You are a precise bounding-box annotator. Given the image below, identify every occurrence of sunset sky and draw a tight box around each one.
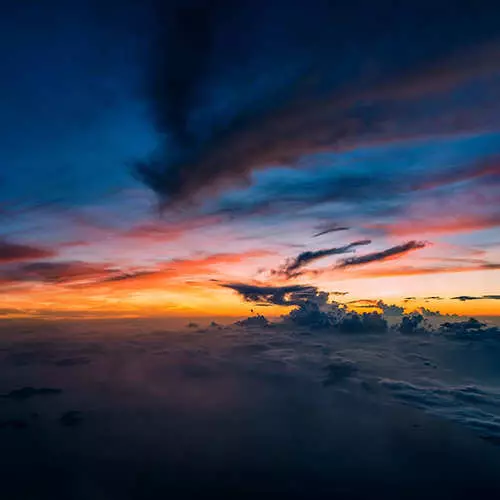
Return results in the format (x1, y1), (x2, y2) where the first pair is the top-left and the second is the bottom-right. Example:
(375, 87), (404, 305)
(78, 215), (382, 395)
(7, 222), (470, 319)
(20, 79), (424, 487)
(1, 0), (499, 320)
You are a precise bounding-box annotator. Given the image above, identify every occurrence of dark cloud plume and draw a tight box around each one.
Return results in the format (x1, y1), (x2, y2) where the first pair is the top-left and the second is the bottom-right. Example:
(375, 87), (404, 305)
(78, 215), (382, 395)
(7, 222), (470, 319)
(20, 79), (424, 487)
(278, 239), (371, 277)
(136, 1), (500, 205)
(338, 241), (427, 268)
(0, 240), (55, 263)
(150, 0), (231, 148)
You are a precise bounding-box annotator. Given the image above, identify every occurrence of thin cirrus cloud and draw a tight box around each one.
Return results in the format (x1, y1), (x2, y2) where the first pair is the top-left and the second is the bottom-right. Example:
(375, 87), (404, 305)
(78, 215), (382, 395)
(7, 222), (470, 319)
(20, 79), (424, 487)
(337, 241), (428, 269)
(451, 295), (500, 301)
(276, 240), (372, 278)
(221, 282), (325, 307)
(313, 224), (350, 237)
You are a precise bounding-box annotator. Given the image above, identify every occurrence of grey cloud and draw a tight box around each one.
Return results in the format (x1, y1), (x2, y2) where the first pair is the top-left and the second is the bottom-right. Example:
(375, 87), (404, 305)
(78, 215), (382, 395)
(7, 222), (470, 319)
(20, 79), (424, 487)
(313, 224), (350, 237)
(136, 1), (500, 205)
(338, 241), (428, 268)
(452, 295), (500, 301)
(278, 239), (371, 277)
(222, 282), (322, 306)
(0, 240), (56, 263)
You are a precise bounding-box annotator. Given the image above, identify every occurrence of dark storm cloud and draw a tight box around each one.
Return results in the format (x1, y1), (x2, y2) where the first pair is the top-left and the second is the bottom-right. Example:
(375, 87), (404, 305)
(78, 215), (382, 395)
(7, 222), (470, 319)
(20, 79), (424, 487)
(136, 0), (500, 204)
(278, 239), (371, 277)
(0, 240), (55, 263)
(338, 241), (428, 268)
(222, 282), (323, 306)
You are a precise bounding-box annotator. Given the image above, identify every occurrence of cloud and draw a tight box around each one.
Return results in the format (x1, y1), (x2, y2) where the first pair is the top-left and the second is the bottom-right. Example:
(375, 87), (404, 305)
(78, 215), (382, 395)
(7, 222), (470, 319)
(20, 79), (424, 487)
(337, 241), (428, 268)
(376, 213), (500, 237)
(322, 359), (358, 386)
(277, 239), (371, 277)
(226, 282), (390, 333)
(136, 1), (500, 204)
(0, 261), (157, 288)
(377, 301), (405, 317)
(339, 263), (500, 279)
(313, 224), (350, 237)
(235, 314), (270, 328)
(222, 282), (323, 306)
(452, 295), (500, 301)
(439, 318), (499, 339)
(399, 313), (425, 333)
(59, 411), (84, 427)
(120, 214), (224, 243)
(1, 387), (62, 400)
(338, 312), (388, 334)
(411, 156), (500, 192)
(14, 261), (115, 284)
(0, 240), (55, 263)
(143, 0), (233, 148)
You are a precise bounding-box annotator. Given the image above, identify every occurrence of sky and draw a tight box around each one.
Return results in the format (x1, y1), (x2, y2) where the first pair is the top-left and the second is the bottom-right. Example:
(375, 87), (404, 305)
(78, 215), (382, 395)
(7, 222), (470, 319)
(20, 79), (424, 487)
(1, 0), (499, 319)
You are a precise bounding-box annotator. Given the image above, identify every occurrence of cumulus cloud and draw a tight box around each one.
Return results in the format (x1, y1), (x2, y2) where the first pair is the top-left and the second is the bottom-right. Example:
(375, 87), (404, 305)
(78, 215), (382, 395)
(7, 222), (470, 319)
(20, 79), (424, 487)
(338, 312), (388, 334)
(452, 295), (500, 301)
(14, 261), (115, 284)
(337, 241), (428, 268)
(440, 318), (500, 339)
(313, 224), (350, 237)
